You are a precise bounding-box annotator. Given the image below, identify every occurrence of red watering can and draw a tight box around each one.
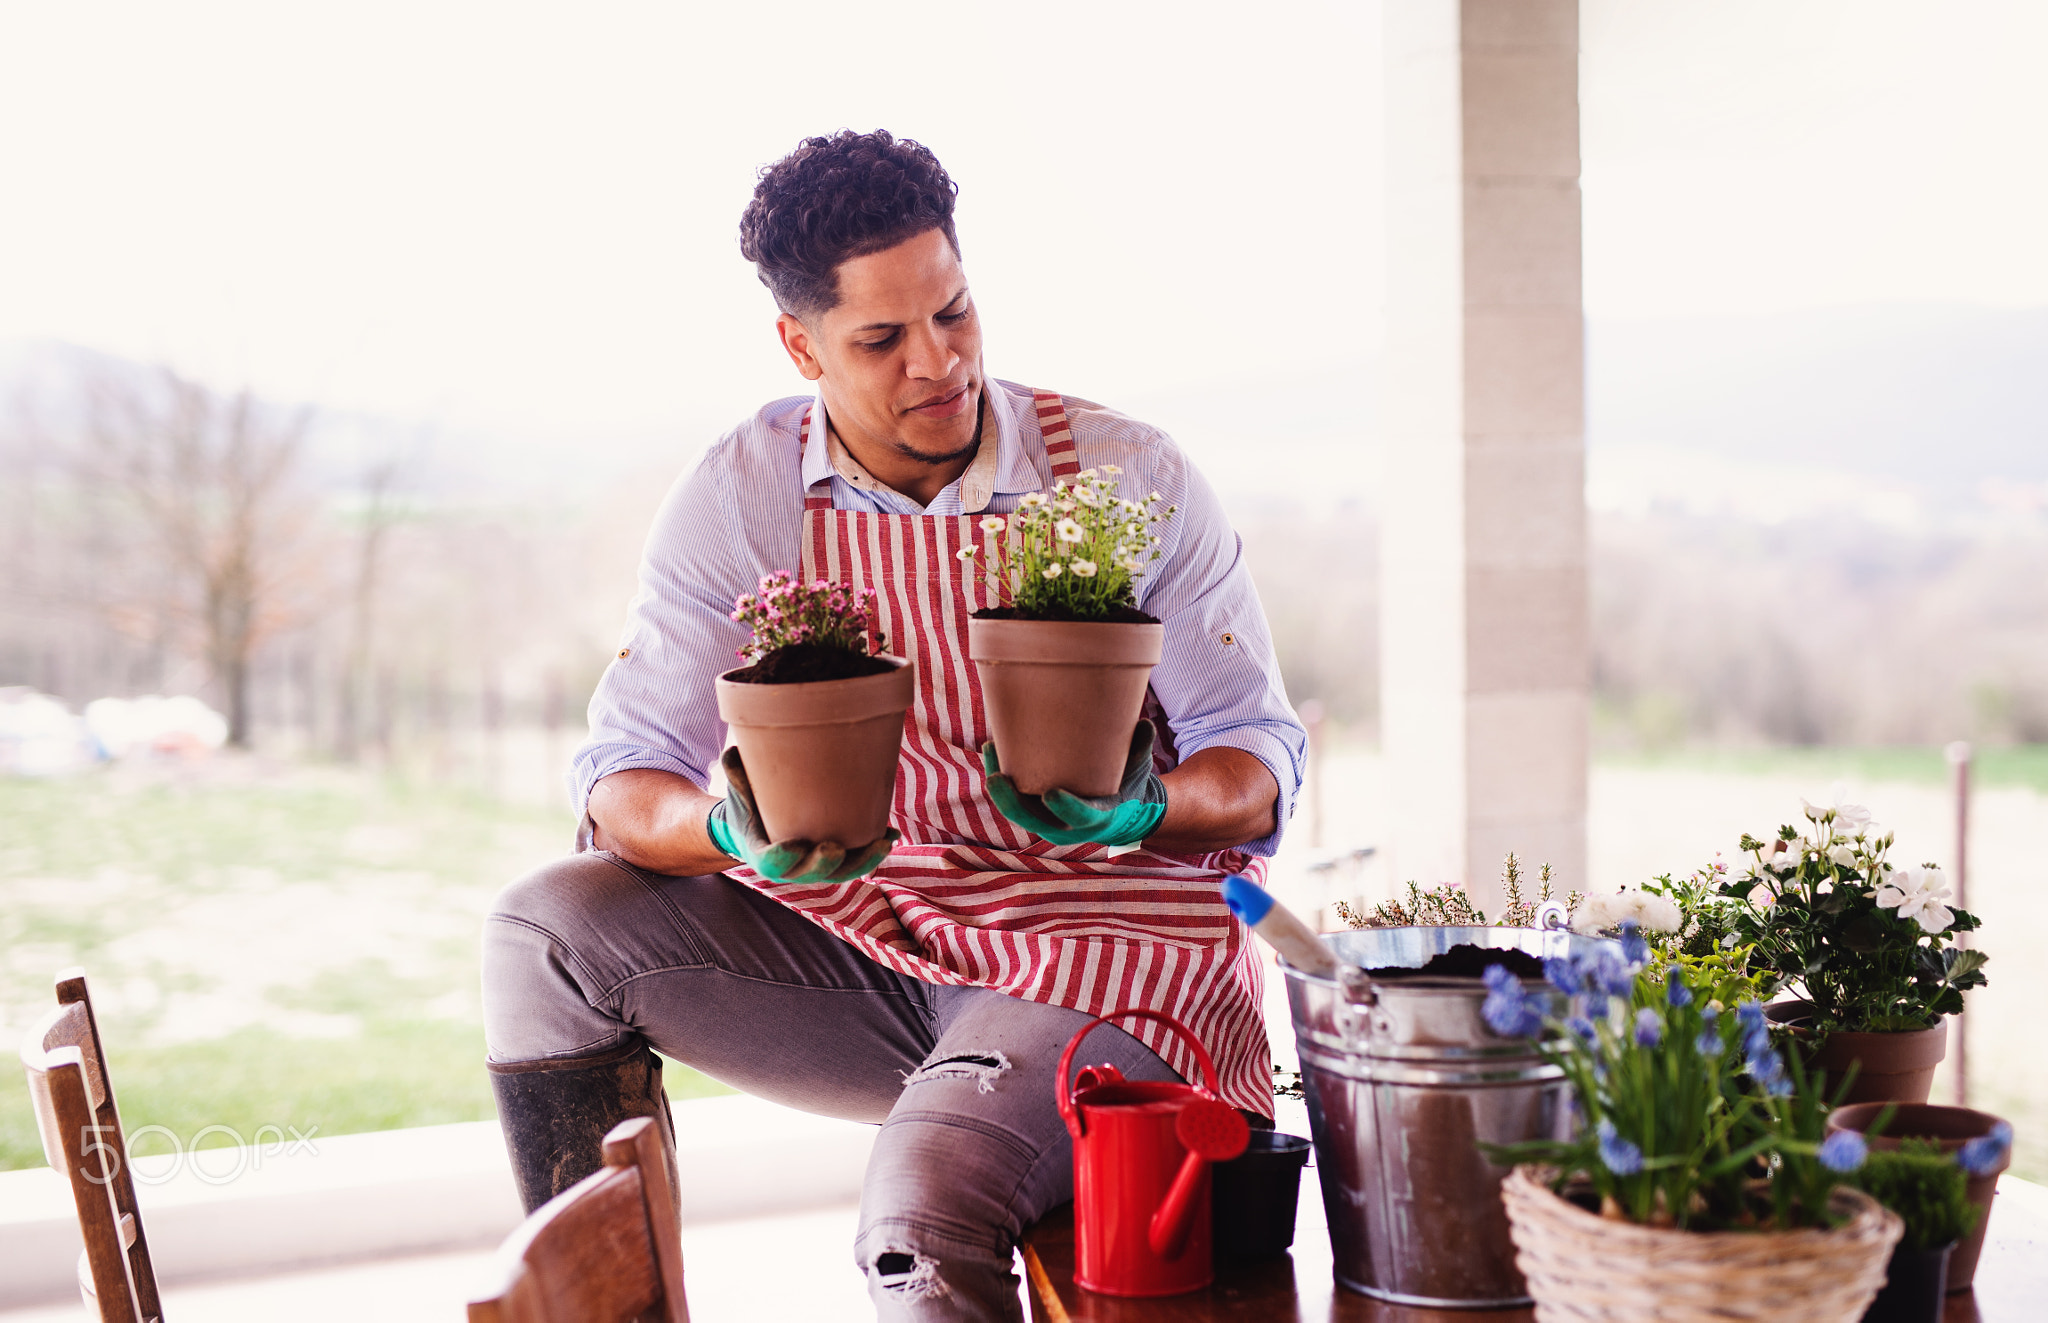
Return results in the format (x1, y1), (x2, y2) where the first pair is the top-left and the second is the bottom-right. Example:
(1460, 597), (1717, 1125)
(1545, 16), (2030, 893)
(1056, 1008), (1251, 1297)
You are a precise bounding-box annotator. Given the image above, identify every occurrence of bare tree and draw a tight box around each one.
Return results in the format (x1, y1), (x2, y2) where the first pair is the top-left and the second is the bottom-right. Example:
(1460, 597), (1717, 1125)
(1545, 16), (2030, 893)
(81, 367), (315, 747)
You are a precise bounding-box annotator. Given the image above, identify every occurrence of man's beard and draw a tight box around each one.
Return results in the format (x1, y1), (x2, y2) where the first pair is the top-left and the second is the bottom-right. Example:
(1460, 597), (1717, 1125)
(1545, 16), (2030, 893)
(889, 388), (983, 466)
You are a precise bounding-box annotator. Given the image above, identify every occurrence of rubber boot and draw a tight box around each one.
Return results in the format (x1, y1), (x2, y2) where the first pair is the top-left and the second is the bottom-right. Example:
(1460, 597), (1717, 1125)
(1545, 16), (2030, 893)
(488, 1039), (677, 1214)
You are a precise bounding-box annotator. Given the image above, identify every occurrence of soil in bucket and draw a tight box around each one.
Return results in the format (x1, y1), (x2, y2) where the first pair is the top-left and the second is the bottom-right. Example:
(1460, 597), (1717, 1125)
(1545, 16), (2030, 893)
(1364, 945), (1546, 980)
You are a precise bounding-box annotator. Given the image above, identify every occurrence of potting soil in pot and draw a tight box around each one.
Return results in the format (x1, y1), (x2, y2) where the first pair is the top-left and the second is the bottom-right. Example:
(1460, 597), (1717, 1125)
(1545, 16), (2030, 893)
(970, 605), (1160, 625)
(726, 642), (898, 684)
(1363, 944), (1546, 980)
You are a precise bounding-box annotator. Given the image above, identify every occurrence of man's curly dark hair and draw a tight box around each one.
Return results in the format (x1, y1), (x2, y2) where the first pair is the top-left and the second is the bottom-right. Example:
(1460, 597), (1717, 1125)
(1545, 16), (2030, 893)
(739, 130), (959, 322)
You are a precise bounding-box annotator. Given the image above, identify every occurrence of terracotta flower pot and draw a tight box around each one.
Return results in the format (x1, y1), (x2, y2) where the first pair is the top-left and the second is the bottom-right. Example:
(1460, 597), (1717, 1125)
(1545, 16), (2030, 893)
(714, 656), (914, 845)
(1765, 1001), (1947, 1105)
(1825, 1102), (2010, 1293)
(967, 618), (1163, 798)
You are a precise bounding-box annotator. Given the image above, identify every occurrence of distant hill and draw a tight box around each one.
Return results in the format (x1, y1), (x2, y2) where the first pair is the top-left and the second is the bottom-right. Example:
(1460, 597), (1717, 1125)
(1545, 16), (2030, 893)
(1587, 304), (2048, 494)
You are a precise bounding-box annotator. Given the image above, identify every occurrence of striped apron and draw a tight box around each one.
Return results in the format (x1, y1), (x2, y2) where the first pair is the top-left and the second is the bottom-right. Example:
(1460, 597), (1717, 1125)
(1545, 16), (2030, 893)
(727, 391), (1273, 1116)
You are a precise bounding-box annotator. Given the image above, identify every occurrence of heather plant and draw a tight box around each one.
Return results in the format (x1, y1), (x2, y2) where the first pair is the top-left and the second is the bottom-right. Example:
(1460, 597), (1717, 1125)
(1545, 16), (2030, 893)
(1481, 929), (1868, 1232)
(729, 572), (882, 662)
(1336, 855), (1580, 930)
(1848, 1141), (1980, 1253)
(1719, 796), (1987, 1031)
(961, 466), (1176, 618)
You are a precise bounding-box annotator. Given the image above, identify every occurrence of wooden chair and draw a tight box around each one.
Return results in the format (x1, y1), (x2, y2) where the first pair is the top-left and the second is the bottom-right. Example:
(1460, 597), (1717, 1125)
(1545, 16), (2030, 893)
(468, 1115), (689, 1323)
(18, 967), (164, 1323)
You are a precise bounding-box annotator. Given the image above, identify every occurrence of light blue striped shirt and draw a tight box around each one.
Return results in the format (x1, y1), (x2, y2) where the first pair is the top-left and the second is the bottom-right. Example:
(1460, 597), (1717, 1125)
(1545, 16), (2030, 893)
(573, 377), (1305, 856)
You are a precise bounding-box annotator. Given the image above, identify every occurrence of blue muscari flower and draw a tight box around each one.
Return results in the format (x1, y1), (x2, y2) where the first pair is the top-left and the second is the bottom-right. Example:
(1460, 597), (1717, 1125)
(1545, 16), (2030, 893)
(1633, 1007), (1664, 1048)
(1597, 1120), (1644, 1176)
(1958, 1122), (2014, 1177)
(1544, 957), (1583, 996)
(1735, 1000), (1772, 1057)
(1481, 964), (1545, 1038)
(1818, 1130), (1868, 1173)
(1566, 1015), (1597, 1046)
(1619, 920), (1649, 967)
(1665, 967), (1692, 1008)
(1694, 1006), (1723, 1057)
(1576, 948), (1636, 999)
(1747, 1044), (1792, 1096)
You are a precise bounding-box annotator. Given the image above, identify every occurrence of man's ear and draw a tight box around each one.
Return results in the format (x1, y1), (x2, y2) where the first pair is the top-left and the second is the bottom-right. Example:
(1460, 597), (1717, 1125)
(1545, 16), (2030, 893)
(776, 313), (824, 382)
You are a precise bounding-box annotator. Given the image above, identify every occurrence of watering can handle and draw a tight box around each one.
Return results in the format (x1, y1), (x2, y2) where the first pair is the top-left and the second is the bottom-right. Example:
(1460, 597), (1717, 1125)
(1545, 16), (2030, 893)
(1055, 1007), (1226, 1142)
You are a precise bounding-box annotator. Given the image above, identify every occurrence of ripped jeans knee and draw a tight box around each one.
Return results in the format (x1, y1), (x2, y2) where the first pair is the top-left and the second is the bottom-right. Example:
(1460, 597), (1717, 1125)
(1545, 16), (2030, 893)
(901, 1046), (1012, 1093)
(873, 1248), (947, 1301)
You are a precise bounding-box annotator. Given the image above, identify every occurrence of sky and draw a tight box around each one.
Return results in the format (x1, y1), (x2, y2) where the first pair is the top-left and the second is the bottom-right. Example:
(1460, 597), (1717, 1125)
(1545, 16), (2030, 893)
(1, 0), (2044, 455)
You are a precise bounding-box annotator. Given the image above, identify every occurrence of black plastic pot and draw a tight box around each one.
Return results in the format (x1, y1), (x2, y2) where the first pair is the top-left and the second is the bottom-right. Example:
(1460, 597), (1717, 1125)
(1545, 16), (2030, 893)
(1210, 1131), (1311, 1260)
(1861, 1240), (1955, 1323)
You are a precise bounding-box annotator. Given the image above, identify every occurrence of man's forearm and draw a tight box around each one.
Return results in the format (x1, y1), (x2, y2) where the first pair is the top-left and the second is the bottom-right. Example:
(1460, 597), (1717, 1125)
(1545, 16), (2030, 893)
(1146, 746), (1279, 854)
(587, 767), (736, 876)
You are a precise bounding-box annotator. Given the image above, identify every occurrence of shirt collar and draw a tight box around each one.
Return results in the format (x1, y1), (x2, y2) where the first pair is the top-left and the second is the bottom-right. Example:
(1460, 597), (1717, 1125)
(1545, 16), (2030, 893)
(801, 382), (1045, 513)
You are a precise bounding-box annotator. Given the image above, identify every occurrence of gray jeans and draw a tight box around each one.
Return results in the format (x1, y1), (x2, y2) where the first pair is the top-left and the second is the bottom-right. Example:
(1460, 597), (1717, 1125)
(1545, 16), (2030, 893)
(481, 852), (1180, 1322)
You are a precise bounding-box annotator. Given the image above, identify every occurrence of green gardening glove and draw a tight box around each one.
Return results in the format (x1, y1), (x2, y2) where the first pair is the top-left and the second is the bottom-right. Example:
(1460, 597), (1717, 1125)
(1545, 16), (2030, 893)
(981, 720), (1168, 847)
(706, 746), (897, 883)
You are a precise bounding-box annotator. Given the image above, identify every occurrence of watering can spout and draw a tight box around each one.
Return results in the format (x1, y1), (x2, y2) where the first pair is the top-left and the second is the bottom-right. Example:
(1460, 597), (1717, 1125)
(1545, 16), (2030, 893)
(1146, 1099), (1251, 1259)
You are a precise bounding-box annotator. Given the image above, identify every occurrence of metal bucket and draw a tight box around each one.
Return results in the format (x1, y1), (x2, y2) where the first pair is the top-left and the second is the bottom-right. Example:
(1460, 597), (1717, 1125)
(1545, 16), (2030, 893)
(1283, 925), (1611, 1308)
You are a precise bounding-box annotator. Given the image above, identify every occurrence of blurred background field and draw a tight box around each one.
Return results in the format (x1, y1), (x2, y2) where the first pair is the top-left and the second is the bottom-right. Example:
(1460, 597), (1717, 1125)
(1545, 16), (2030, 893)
(0, 763), (730, 1173)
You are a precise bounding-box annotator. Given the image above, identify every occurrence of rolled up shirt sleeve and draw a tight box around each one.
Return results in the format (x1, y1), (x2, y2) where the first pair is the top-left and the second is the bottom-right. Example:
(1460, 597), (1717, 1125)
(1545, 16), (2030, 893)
(1126, 433), (1307, 858)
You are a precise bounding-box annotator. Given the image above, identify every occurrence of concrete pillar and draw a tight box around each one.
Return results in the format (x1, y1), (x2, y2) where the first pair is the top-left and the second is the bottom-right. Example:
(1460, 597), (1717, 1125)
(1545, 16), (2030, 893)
(1379, 0), (1587, 910)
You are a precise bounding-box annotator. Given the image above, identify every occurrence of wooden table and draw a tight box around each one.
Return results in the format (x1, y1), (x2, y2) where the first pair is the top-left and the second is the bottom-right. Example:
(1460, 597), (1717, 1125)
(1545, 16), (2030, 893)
(1023, 1167), (2048, 1322)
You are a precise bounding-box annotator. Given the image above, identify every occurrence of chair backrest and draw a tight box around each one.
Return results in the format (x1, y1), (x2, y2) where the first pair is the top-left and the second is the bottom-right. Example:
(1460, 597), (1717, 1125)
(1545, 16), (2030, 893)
(468, 1115), (688, 1323)
(18, 968), (162, 1323)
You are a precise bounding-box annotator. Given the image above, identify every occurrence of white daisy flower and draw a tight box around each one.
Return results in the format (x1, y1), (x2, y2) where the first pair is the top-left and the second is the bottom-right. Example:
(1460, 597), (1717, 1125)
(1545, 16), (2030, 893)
(1042, 563), (1063, 579)
(980, 516), (1006, 533)
(955, 546), (979, 562)
(1056, 518), (1085, 543)
(1070, 559), (1097, 577)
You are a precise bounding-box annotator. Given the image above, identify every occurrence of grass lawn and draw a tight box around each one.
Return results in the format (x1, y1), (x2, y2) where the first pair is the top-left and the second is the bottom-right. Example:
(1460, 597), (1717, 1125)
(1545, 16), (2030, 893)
(0, 761), (731, 1172)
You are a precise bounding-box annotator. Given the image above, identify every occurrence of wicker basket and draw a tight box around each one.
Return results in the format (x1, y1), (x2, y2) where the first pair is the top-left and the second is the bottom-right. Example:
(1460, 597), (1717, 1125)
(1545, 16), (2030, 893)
(1500, 1165), (1901, 1322)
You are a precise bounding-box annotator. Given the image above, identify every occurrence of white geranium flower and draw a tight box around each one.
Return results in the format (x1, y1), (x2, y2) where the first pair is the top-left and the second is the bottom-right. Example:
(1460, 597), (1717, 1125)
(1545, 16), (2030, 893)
(1070, 559), (1098, 578)
(1571, 888), (1681, 937)
(1874, 866), (1955, 933)
(1041, 563), (1063, 579)
(980, 516), (1006, 533)
(1827, 843), (1858, 868)
(1055, 518), (1085, 543)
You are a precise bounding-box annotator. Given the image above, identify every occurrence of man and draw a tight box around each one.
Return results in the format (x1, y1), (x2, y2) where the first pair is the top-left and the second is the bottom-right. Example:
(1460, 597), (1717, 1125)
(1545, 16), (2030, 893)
(483, 130), (1305, 1321)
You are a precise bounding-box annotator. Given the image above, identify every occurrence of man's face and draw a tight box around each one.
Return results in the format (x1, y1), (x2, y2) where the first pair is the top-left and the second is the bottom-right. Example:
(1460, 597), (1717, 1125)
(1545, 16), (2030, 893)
(777, 226), (983, 465)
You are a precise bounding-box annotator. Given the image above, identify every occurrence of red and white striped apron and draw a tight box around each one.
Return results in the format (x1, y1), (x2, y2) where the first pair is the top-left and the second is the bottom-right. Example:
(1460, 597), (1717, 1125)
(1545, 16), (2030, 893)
(728, 391), (1273, 1116)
